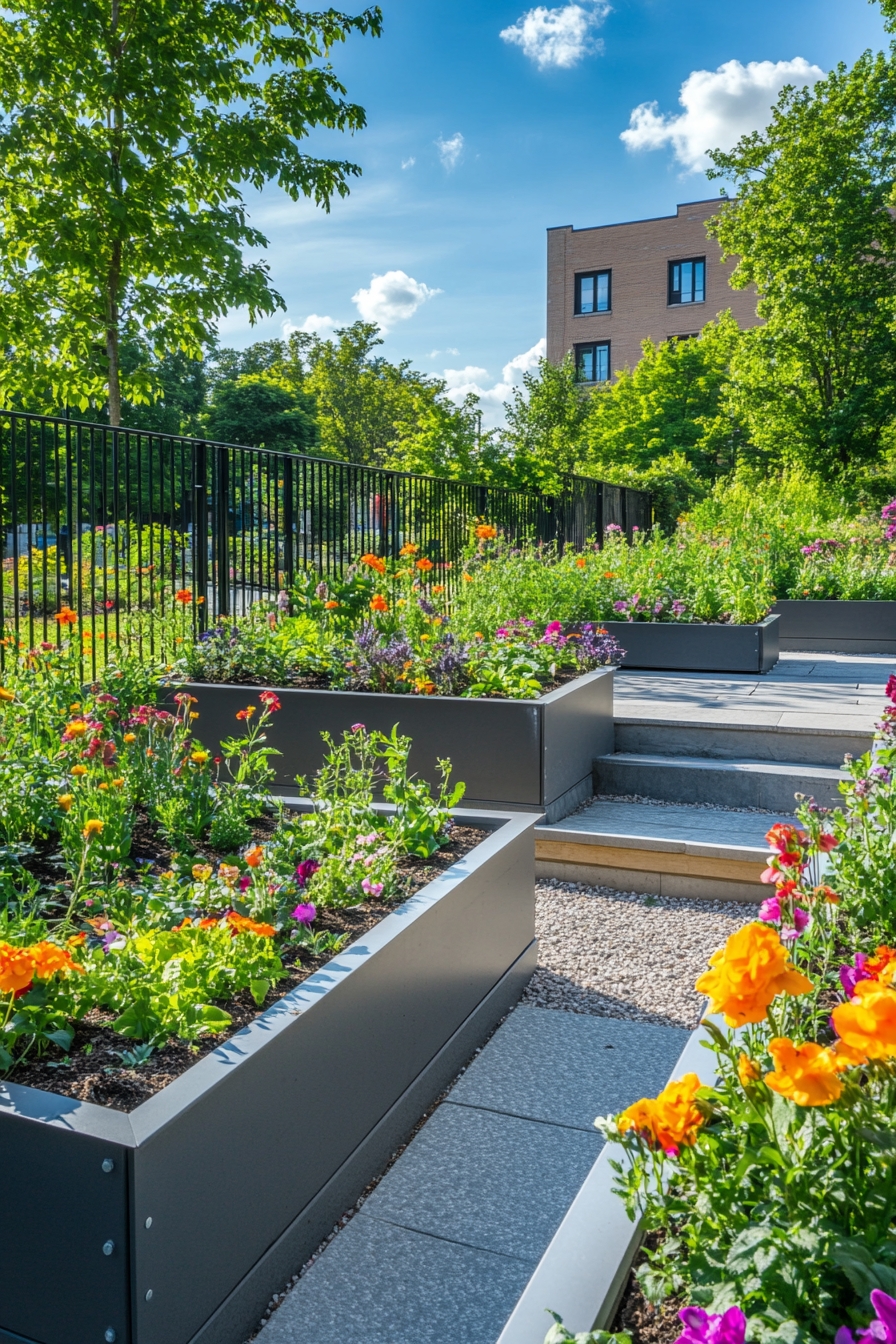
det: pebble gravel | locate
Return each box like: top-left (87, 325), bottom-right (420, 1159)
top-left (521, 879), bottom-right (757, 1029)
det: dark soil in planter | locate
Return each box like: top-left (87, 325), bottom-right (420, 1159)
top-left (611, 1235), bottom-right (684, 1344)
top-left (8, 821), bottom-right (488, 1112)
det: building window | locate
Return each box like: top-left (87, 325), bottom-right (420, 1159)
top-left (575, 342), bottom-right (610, 383)
top-left (575, 270), bottom-right (611, 315)
top-left (669, 258), bottom-right (705, 305)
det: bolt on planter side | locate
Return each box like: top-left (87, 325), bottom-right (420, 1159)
top-left (600, 616), bottom-right (779, 674)
top-left (771, 600), bottom-right (896, 654)
top-left (0, 810), bottom-right (538, 1344)
top-left (173, 668), bottom-right (615, 820)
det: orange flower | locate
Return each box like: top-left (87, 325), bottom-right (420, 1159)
top-left (198, 917), bottom-right (219, 929)
top-left (235, 706), bottom-right (256, 721)
top-left (174, 589), bottom-right (193, 604)
top-left (71, 764), bottom-right (87, 777)
top-left (764, 1037), bottom-right (848, 1107)
top-left (575, 557), bottom-right (587, 568)
top-left (29, 941), bottom-right (82, 979)
top-left (111, 778), bottom-right (125, 788)
top-left (57, 793), bottom-right (74, 812)
top-left (324, 600), bottom-right (340, 609)
top-left (0, 943), bottom-right (35, 994)
top-left (226, 912), bottom-right (275, 937)
top-left (619, 1073), bottom-right (705, 1155)
top-left (813, 884), bottom-right (841, 904)
top-left (416, 557), bottom-right (434, 571)
top-left (0, 686), bottom-right (14, 702)
top-left (370, 594), bottom-right (389, 613)
top-left (866, 946), bottom-right (896, 986)
top-left (737, 1053), bottom-right (762, 1087)
top-left (123, 732), bottom-right (137, 744)
top-left (432, 584), bottom-right (445, 594)
top-left (64, 719), bottom-right (88, 737)
top-left (55, 606), bottom-right (78, 625)
top-left (475, 524), bottom-right (497, 540)
top-left (399, 543), bottom-right (419, 557)
top-left (694, 923), bottom-right (813, 1027)
top-left (244, 844), bottom-right (265, 868)
top-left (82, 818), bottom-right (105, 839)
top-left (832, 980), bottom-right (896, 1059)
top-left (463, 573), bottom-right (474, 583)
top-left (360, 553), bottom-right (386, 575)
top-left (67, 933), bottom-right (87, 947)
top-left (192, 864), bottom-right (213, 882)
top-left (174, 918), bottom-right (194, 931)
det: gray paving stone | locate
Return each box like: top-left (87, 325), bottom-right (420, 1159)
top-left (449, 1005), bottom-right (688, 1131)
top-left (361, 1102), bottom-right (601, 1262)
top-left (256, 1215), bottom-right (530, 1344)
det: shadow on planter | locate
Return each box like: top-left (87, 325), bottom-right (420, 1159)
top-left (0, 808), bottom-right (538, 1344)
top-left (600, 616), bottom-right (779, 674)
top-left (771, 601), bottom-right (896, 655)
top-left (172, 668), bottom-right (615, 823)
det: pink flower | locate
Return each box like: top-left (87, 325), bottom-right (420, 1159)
top-left (361, 878), bottom-right (383, 898)
top-left (351, 723), bottom-right (365, 732)
top-left (816, 832), bottom-right (838, 852)
top-left (295, 859), bottom-right (320, 888)
top-left (291, 902), bottom-right (316, 924)
top-left (759, 896), bottom-right (782, 923)
top-left (238, 874), bottom-right (252, 893)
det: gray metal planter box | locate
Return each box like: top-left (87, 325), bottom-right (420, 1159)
top-left (771, 600), bottom-right (896, 654)
top-left (177, 669), bottom-right (615, 823)
top-left (0, 810), bottom-right (537, 1344)
top-left (600, 615), bottom-right (779, 674)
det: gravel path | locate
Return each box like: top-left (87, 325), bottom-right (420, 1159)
top-left (521, 879), bottom-right (756, 1029)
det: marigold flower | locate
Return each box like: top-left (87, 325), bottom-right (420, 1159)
top-left (0, 686), bottom-right (14, 702)
top-left (416, 557), bottom-right (434, 571)
top-left (603, 571), bottom-right (616, 579)
top-left (64, 719), bottom-right (88, 737)
top-left (226, 911), bottom-right (275, 937)
top-left (82, 818), bottom-right (104, 840)
top-left (833, 980), bottom-right (896, 1059)
top-left (324, 599), bottom-right (340, 609)
top-left (399, 543), bottom-right (419, 556)
top-left (0, 942), bottom-right (35, 994)
top-left (618, 1073), bottom-right (705, 1157)
top-left (123, 732), bottom-right (137, 744)
top-left (57, 793), bottom-right (74, 812)
top-left (370, 594), bottom-right (389, 613)
top-left (764, 1037), bottom-right (848, 1107)
top-left (111, 778), bottom-right (125, 789)
top-left (737, 1053), bottom-right (762, 1087)
top-left (694, 923), bottom-right (813, 1027)
top-left (244, 844), bottom-right (265, 868)
top-left (190, 750), bottom-right (210, 765)
top-left (475, 524), bottom-right (497, 540)
top-left (67, 933), bottom-right (87, 947)
top-left (192, 864), bottom-right (214, 882)
top-left (30, 941), bottom-right (82, 979)
top-left (71, 764), bottom-right (88, 777)
top-left (174, 589), bottom-right (193, 604)
top-left (258, 691), bottom-right (281, 711)
top-left (360, 553), bottom-right (386, 574)
top-left (174, 917), bottom-right (193, 931)
top-left (55, 606), bottom-right (78, 625)
top-left (198, 917), bottom-right (219, 929)
top-left (432, 584), bottom-right (445, 594)
top-left (235, 706), bottom-right (256, 721)
top-left (463, 573), bottom-right (474, 583)
top-left (575, 557), bottom-right (587, 568)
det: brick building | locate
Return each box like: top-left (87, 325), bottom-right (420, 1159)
top-left (546, 198), bottom-right (760, 383)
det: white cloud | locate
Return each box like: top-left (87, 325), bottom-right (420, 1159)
top-left (436, 133), bottom-right (464, 171)
top-left (282, 313), bottom-right (336, 338)
top-left (442, 339), bottom-right (546, 428)
top-left (351, 270), bottom-right (441, 332)
top-left (621, 57), bottom-right (824, 172)
top-left (429, 347), bottom-right (460, 359)
top-left (401, 156), bottom-right (416, 170)
top-left (500, 1), bottom-right (610, 70)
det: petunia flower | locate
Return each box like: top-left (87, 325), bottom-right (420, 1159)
top-left (836, 1290), bottom-right (896, 1344)
top-left (676, 1306), bottom-right (746, 1344)
top-left (291, 902), bottom-right (316, 924)
top-left (295, 859), bottom-right (321, 888)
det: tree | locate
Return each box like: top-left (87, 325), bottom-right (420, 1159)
top-left (707, 50), bottom-right (896, 476)
top-left (0, 1), bottom-right (381, 422)
top-left (206, 373), bottom-right (318, 451)
top-left (496, 356), bottom-right (590, 492)
top-left (579, 314), bottom-right (745, 479)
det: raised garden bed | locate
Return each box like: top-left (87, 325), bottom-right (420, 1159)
top-left (770, 599), bottom-right (896, 654)
top-left (0, 806), bottom-right (538, 1344)
top-left (173, 668), bottom-right (615, 823)
top-left (600, 616), bottom-right (779, 674)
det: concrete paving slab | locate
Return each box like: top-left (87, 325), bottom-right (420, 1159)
top-left (448, 1008), bottom-right (688, 1132)
top-left (551, 800), bottom-right (787, 849)
top-left (256, 1214), bottom-right (531, 1344)
top-left (360, 1104), bottom-right (600, 1263)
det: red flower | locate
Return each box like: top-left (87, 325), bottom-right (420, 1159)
top-left (259, 691), bottom-right (281, 712)
top-left (816, 833), bottom-right (838, 853)
top-left (174, 589), bottom-right (193, 605)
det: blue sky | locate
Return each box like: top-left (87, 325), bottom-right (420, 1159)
top-left (224, 0), bottom-right (889, 422)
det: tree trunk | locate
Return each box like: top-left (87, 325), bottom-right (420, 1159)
top-left (106, 322), bottom-right (121, 426)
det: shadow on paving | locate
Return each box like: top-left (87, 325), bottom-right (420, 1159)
top-left (520, 967), bottom-right (702, 1031)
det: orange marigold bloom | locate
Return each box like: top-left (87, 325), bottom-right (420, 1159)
top-left (575, 557), bottom-right (587, 568)
top-left (324, 600), bottom-right (340, 609)
top-left (29, 941), bottom-right (82, 979)
top-left (832, 980), bottom-right (896, 1060)
top-left (111, 778), bottom-right (125, 788)
top-left (0, 686), bottom-right (14, 702)
top-left (619, 1073), bottom-right (705, 1156)
top-left (192, 864), bottom-right (214, 882)
top-left (235, 705), bottom-right (256, 721)
top-left (123, 732), bottom-right (137, 744)
top-left (82, 818), bottom-right (105, 839)
top-left (71, 764), bottom-right (88, 777)
top-left (198, 917), bottom-right (219, 929)
top-left (764, 1037), bottom-right (848, 1107)
top-left (67, 933), bottom-right (87, 947)
top-left (866, 946), bottom-right (896, 987)
top-left (399, 543), bottom-right (419, 557)
top-left (174, 589), bottom-right (193, 604)
top-left (0, 942), bottom-right (35, 994)
top-left (370, 594), bottom-right (389, 613)
top-left (694, 923), bottom-right (813, 1027)
top-left (360, 553), bottom-right (387, 575)
top-left (226, 912), bottom-right (275, 937)
top-left (416, 557), bottom-right (434, 571)
top-left (475, 524), bottom-right (497, 540)
top-left (174, 918), bottom-right (194, 931)
top-left (57, 793), bottom-right (74, 812)
top-left (603, 571), bottom-right (616, 579)
top-left (244, 844), bottom-right (265, 868)
top-left (64, 719), bottom-right (88, 737)
top-left (190, 750), bottom-right (210, 765)
top-left (737, 1053), bottom-right (762, 1087)
top-left (55, 606), bottom-right (78, 625)
top-left (463, 573), bottom-right (474, 583)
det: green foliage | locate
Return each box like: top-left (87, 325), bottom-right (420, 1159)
top-left (544, 1314), bottom-right (632, 1344)
top-left (206, 373), bottom-right (319, 451)
top-left (708, 51), bottom-right (896, 476)
top-left (0, 0), bottom-right (381, 421)
top-left (497, 355), bottom-right (590, 492)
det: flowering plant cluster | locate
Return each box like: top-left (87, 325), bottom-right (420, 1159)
top-left (789, 502), bottom-right (896, 600)
top-left (563, 685), bottom-right (896, 1344)
top-left (0, 649), bottom-right (465, 1068)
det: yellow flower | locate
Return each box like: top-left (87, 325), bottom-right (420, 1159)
top-left (82, 818), bottom-right (104, 840)
top-left (97, 782), bottom-right (109, 792)
top-left (192, 864), bottom-right (213, 882)
top-left (695, 923), bottom-right (813, 1027)
top-left (123, 732), bottom-right (136, 744)
top-left (832, 981), bottom-right (896, 1060)
top-left (111, 778), bottom-right (125, 788)
top-left (737, 1053), bottom-right (762, 1087)
top-left (190, 750), bottom-right (210, 765)
top-left (57, 794), bottom-right (74, 812)
top-left (0, 687), bottom-right (14, 702)
top-left (71, 764), bottom-right (88, 777)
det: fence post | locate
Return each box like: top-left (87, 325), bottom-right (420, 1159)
top-left (215, 444), bottom-right (230, 617)
top-left (192, 440), bottom-right (209, 632)
top-left (282, 455), bottom-right (295, 590)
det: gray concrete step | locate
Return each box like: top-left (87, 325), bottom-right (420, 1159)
top-left (595, 751), bottom-right (847, 811)
top-left (614, 714), bottom-right (870, 766)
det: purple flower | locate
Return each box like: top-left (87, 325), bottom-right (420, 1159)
top-left (613, 600), bottom-right (628, 613)
top-left (296, 859), bottom-right (321, 888)
top-left (871, 765), bottom-right (892, 784)
top-left (675, 1306), bottom-right (746, 1344)
top-left (102, 927), bottom-right (125, 954)
top-left (781, 907), bottom-right (810, 942)
top-left (839, 952), bottom-right (871, 998)
top-left (277, 590), bottom-right (290, 612)
top-left (671, 600), bottom-right (687, 616)
top-left (291, 902), bottom-right (317, 924)
top-left (836, 1291), bottom-right (896, 1344)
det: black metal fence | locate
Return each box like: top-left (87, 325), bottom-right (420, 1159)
top-left (1, 410), bottom-right (651, 670)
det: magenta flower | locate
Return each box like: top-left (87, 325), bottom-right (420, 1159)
top-left (350, 722), bottom-right (365, 732)
top-left (291, 902), bottom-right (316, 925)
top-left (887, 674), bottom-right (896, 705)
top-left (781, 907), bottom-right (810, 942)
top-left (836, 1291), bottom-right (896, 1344)
top-left (361, 878), bottom-right (383, 897)
top-left (676, 1306), bottom-right (746, 1344)
top-left (839, 952), bottom-right (871, 998)
top-left (295, 859), bottom-right (321, 889)
top-left (759, 896), bottom-right (782, 923)
top-left (238, 874), bottom-right (252, 893)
